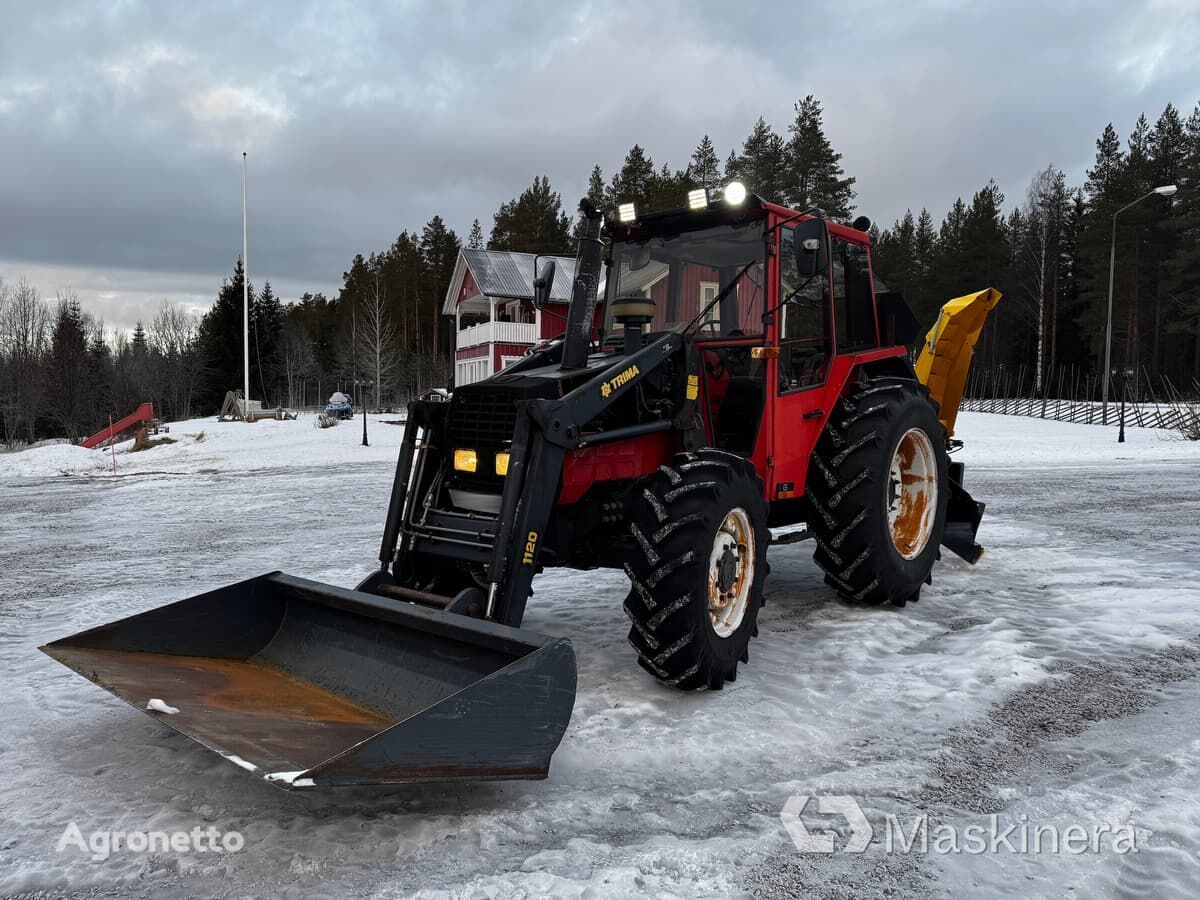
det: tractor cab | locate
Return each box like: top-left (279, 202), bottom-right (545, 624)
top-left (604, 203), bottom-right (769, 456)
top-left (600, 192), bottom-right (896, 494)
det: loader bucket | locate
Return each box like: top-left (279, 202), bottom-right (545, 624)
top-left (39, 573), bottom-right (577, 789)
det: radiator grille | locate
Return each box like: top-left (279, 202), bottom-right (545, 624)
top-left (445, 389), bottom-right (523, 447)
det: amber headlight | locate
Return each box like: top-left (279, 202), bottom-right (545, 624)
top-left (453, 449), bottom-right (478, 473)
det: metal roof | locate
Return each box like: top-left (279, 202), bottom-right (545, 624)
top-left (443, 248), bottom-right (606, 314)
top-left (462, 248), bottom-right (580, 301)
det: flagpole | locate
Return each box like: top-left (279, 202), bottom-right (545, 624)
top-left (242, 151), bottom-right (250, 420)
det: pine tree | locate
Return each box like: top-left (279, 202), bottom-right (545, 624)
top-left (575, 164), bottom-right (608, 236)
top-left (46, 295), bottom-right (89, 440)
top-left (1120, 114), bottom-right (1157, 374)
top-left (1145, 104), bottom-right (1187, 373)
top-left (293, 291), bottom-right (340, 382)
top-left (727, 117), bottom-right (787, 203)
top-left (1164, 102), bottom-right (1200, 378)
top-left (131, 322), bottom-right (148, 353)
top-left (960, 182), bottom-right (1009, 299)
top-left (252, 280), bottom-right (283, 404)
top-left (467, 219), bottom-right (484, 249)
top-left (489, 176), bottom-right (572, 255)
top-left (648, 161), bottom-right (691, 211)
top-left (1076, 122), bottom-right (1128, 363)
top-left (1088, 124), bottom-right (1124, 193)
top-left (689, 135), bottom-right (721, 189)
top-left (912, 207), bottom-right (937, 316)
top-left (784, 96), bottom-right (856, 218)
top-left (197, 258), bottom-right (255, 411)
top-left (931, 196), bottom-right (968, 300)
top-left (420, 215), bottom-right (462, 358)
top-left (84, 321), bottom-right (113, 432)
top-left (607, 145), bottom-right (657, 212)
top-left (873, 211), bottom-right (918, 301)
top-left (129, 319), bottom-right (151, 404)
top-left (585, 165), bottom-right (606, 209)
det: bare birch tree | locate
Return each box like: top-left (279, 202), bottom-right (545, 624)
top-left (281, 318), bottom-right (314, 409)
top-left (356, 273), bottom-right (398, 409)
top-left (149, 302), bottom-right (202, 420)
top-left (0, 278), bottom-right (50, 443)
top-left (1021, 166), bottom-right (1068, 394)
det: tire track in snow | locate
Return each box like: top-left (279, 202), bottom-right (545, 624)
top-left (921, 639), bottom-right (1200, 815)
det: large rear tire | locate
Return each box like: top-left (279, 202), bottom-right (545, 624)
top-left (806, 376), bottom-right (949, 606)
top-left (623, 449), bottom-right (769, 690)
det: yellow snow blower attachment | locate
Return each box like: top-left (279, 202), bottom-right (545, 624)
top-left (916, 287), bottom-right (1002, 438)
top-left (914, 287), bottom-right (1001, 564)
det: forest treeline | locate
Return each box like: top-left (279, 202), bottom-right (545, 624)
top-left (2, 95), bottom-right (1198, 444)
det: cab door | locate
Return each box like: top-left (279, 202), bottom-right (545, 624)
top-left (768, 224), bottom-right (835, 504)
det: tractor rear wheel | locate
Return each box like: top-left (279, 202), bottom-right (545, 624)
top-left (806, 376), bottom-right (949, 606)
top-left (623, 449), bottom-right (769, 690)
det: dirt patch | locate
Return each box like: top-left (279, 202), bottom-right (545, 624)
top-left (131, 430), bottom-right (177, 452)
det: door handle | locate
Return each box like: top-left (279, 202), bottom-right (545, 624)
top-left (803, 408), bottom-right (825, 420)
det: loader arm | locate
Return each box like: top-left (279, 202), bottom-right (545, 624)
top-left (377, 201), bottom-right (702, 630)
top-left (480, 327), bottom-right (697, 626)
top-left (915, 288), bottom-right (1001, 438)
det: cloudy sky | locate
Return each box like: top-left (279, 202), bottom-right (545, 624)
top-left (1, 0), bottom-right (1197, 332)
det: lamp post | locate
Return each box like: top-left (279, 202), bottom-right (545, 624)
top-left (1102, 183), bottom-right (1177, 424)
top-left (1117, 366), bottom-right (1134, 444)
top-left (361, 379), bottom-right (370, 447)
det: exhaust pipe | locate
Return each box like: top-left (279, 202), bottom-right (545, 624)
top-left (560, 200), bottom-right (605, 370)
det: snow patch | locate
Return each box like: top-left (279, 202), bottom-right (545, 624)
top-left (222, 754), bottom-right (257, 772)
top-left (265, 770), bottom-right (315, 787)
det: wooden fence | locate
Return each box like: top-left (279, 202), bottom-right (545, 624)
top-left (961, 365), bottom-right (1200, 434)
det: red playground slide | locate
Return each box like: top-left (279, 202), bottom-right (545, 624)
top-left (81, 402), bottom-right (155, 449)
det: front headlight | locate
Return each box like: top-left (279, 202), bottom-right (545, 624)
top-left (453, 449), bottom-right (478, 473)
top-left (494, 452), bottom-right (510, 476)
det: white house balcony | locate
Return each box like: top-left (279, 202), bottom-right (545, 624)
top-left (457, 319), bottom-right (538, 347)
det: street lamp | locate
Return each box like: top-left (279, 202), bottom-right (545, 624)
top-left (360, 379), bottom-right (370, 447)
top-left (1102, 183), bottom-right (1177, 424)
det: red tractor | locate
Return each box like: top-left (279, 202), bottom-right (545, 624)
top-left (43, 187), bottom-right (988, 788)
top-left (370, 191), bottom-right (986, 687)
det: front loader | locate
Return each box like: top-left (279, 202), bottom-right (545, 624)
top-left (43, 187), bottom-right (998, 788)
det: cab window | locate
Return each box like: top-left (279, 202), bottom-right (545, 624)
top-left (832, 236), bottom-right (878, 352)
top-left (778, 226), bottom-right (831, 392)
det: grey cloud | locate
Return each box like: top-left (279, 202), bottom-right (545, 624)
top-left (1, 0), bottom-right (1197, 332)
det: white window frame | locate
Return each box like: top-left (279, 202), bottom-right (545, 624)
top-left (700, 280), bottom-right (720, 327)
top-left (455, 357), bottom-right (490, 387)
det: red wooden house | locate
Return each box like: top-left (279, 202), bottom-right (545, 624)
top-left (442, 248), bottom-right (595, 386)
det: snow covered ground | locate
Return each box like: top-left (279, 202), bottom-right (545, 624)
top-left (1, 412), bottom-right (1199, 897)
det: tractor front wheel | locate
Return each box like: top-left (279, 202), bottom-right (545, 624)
top-left (623, 449), bottom-right (769, 690)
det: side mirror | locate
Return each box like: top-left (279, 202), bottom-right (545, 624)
top-left (793, 217), bottom-right (830, 279)
top-left (533, 259), bottom-right (556, 310)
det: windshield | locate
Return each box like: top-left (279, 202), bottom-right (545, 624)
top-left (604, 218), bottom-right (765, 339)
